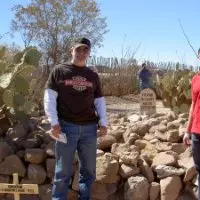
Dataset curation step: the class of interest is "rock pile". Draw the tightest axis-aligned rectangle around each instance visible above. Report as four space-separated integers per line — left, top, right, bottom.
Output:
0 111 198 200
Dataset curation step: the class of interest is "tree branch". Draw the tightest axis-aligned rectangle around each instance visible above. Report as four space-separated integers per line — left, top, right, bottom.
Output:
178 18 198 58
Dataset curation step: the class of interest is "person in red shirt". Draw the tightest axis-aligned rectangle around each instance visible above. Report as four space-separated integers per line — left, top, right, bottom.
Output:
183 73 200 199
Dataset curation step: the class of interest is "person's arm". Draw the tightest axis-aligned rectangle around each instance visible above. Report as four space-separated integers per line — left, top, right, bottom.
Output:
94 97 107 127
183 77 196 146
183 102 194 146
43 67 61 138
186 77 196 135
186 102 194 134
44 89 59 126
94 73 107 135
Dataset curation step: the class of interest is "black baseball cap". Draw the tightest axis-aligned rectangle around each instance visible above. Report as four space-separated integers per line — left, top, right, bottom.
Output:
73 37 91 49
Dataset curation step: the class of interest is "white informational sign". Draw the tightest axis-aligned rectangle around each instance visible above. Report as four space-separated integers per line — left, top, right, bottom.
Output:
140 88 156 115
0 173 39 200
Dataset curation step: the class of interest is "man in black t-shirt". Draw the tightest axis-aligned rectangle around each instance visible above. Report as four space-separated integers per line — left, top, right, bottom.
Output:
44 37 107 200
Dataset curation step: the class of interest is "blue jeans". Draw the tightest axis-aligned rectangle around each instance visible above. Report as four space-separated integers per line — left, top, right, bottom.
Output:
52 120 97 200
140 81 152 91
192 133 200 200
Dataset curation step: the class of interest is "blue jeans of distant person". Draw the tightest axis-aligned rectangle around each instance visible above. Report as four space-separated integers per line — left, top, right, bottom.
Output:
192 133 200 200
140 82 148 90
140 81 153 91
52 120 97 200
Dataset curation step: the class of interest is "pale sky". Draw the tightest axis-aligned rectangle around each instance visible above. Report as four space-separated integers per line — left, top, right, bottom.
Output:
0 0 200 66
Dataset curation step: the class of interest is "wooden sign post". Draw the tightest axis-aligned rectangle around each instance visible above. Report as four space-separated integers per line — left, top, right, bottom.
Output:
140 88 156 115
0 173 39 200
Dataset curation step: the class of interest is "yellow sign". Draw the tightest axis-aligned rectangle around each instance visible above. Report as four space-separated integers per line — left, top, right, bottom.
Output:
0 184 39 194
0 174 39 200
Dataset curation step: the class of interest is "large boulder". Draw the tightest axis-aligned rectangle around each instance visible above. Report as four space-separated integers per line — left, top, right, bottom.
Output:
119 164 140 179
153 165 185 179
24 148 47 164
96 153 120 183
111 143 139 166
152 151 178 168
0 155 26 177
138 157 154 182
0 142 13 162
28 164 46 184
124 175 150 200
178 148 196 182
97 135 116 150
160 176 182 200
149 182 160 200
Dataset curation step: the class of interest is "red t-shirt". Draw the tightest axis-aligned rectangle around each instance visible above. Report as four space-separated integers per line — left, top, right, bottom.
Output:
190 73 200 133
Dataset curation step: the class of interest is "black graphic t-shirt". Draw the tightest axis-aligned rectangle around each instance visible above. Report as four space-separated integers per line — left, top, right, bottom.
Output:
45 63 103 125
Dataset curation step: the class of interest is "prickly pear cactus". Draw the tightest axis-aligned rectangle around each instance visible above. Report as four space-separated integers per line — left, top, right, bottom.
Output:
0 46 42 120
22 48 42 67
156 69 195 114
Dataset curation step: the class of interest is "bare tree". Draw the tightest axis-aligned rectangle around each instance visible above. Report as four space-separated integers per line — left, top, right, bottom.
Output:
0 32 9 41
11 0 108 70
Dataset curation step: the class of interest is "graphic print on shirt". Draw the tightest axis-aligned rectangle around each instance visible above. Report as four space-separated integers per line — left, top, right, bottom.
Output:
64 76 93 91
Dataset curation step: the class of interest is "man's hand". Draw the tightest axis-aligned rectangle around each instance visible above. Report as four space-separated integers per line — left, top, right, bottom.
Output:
183 132 191 146
98 126 107 137
50 124 61 139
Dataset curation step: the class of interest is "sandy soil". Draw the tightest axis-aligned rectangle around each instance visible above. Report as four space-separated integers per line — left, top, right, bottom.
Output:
105 94 171 115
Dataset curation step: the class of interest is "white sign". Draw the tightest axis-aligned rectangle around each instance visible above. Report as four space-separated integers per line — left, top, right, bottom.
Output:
0 173 39 200
140 88 156 115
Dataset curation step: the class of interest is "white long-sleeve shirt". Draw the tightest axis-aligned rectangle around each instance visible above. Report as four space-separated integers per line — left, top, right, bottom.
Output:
44 88 107 127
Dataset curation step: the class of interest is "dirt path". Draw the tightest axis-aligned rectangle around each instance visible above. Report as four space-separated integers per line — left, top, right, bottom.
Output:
105 94 171 115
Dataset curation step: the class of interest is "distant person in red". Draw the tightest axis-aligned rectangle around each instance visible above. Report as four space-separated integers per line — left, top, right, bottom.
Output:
183 71 200 199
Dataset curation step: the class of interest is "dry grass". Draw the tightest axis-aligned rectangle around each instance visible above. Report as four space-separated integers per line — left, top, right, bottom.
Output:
99 66 140 96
